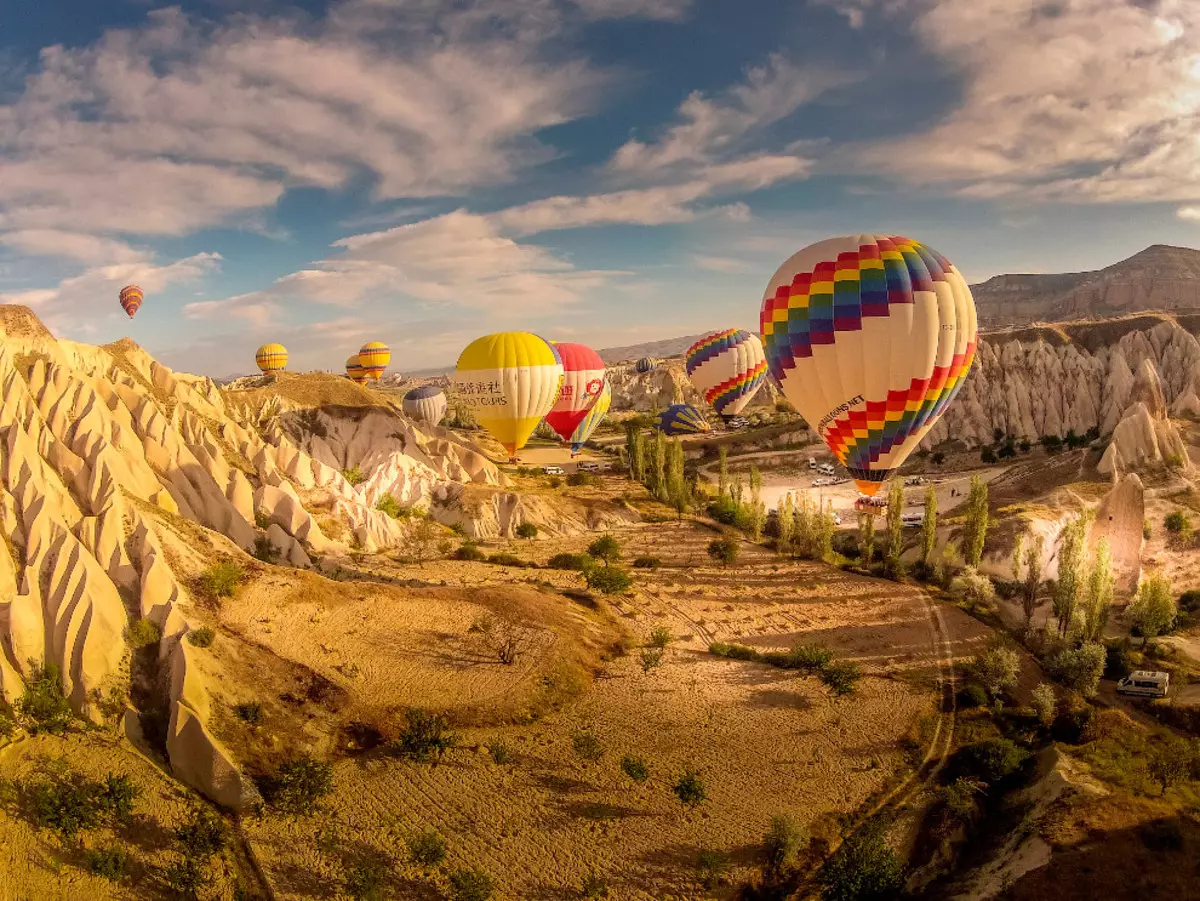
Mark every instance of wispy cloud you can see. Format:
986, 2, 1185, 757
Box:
1178, 206, 1200, 223
571, 0, 692, 21
0, 230, 150, 265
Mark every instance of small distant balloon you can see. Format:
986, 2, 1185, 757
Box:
358, 342, 391, 380
570, 382, 611, 455
255, 343, 288, 374
119, 285, 143, 319
635, 357, 656, 373
345, 354, 367, 385
656, 403, 710, 436
402, 385, 448, 426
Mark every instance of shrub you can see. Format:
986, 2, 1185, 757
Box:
1164, 510, 1192, 537
931, 451, 946, 465
515, 522, 539, 540
1129, 575, 1178, 640
620, 755, 649, 782
647, 627, 672, 649
263, 756, 333, 816
26, 770, 138, 839
487, 553, 529, 568
163, 855, 208, 897
941, 778, 981, 820
199, 561, 243, 601
640, 647, 665, 673
818, 821, 904, 901
85, 845, 127, 881
709, 642, 760, 662
187, 627, 215, 649
488, 741, 511, 765
572, 730, 605, 763
344, 857, 387, 901
375, 494, 402, 518
583, 566, 633, 595
707, 535, 740, 566
253, 535, 281, 563
99, 773, 139, 824
1031, 683, 1057, 727
632, 556, 661, 569
175, 807, 227, 858
1179, 589, 1200, 613
548, 552, 592, 571
587, 535, 622, 565
407, 829, 447, 867
0, 712, 14, 741
579, 871, 609, 899
970, 640, 1020, 700
820, 661, 862, 697
235, 701, 263, 725
957, 683, 989, 709
568, 472, 597, 487
764, 814, 809, 882
673, 769, 707, 808
448, 868, 494, 901
981, 446, 998, 464
949, 567, 996, 612
955, 738, 1028, 784
342, 466, 365, 486
454, 542, 486, 562
1105, 641, 1133, 680
1047, 642, 1106, 697
18, 663, 73, 735
697, 848, 729, 890
1052, 700, 1094, 744
777, 643, 833, 673
393, 709, 458, 763
1148, 740, 1192, 794
127, 617, 161, 649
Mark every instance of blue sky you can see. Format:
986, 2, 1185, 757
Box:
1, 0, 1199, 376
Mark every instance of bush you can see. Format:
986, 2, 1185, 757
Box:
85, 845, 127, 881
957, 683, 989, 709
709, 642, 761, 662
394, 709, 458, 763
548, 552, 592, 571
632, 556, 661, 569
764, 814, 808, 882
1164, 510, 1192, 536
697, 847, 729, 890
568, 472, 597, 487
587, 535, 622, 565
1052, 700, 1095, 744
263, 756, 333, 816
1047, 642, 1106, 697
163, 855, 208, 897
572, 730, 605, 763
18, 663, 73, 735
981, 446, 998, 464
1031, 683, 1057, 727
579, 872, 609, 899
487, 553, 529, 568
931, 451, 946, 465
375, 494, 402, 518
673, 769, 707, 808
647, 627, 672, 649
175, 807, 227, 858
26, 770, 138, 839
199, 561, 243, 601
253, 535, 281, 563
127, 617, 161, 649
407, 829, 447, 867
344, 858, 387, 901
639, 647, 664, 673
820, 661, 862, 697
970, 640, 1020, 700
949, 567, 996, 612
1179, 589, 1200, 613
584, 566, 633, 595
187, 627, 215, 649
620, 755, 649, 782
773, 643, 833, 673
707, 535, 740, 566
488, 742, 511, 765
448, 868, 494, 901
941, 778, 981, 821
342, 466, 365, 486
955, 738, 1029, 784
1105, 641, 1133, 680
235, 701, 263, 725
1129, 575, 1178, 640
0, 712, 13, 741
454, 542, 486, 562
1148, 740, 1191, 794
818, 821, 904, 901
515, 522, 538, 540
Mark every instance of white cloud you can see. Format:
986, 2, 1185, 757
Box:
858, 0, 1200, 203
1179, 206, 1200, 222
691, 254, 751, 273
571, 0, 692, 21
0, 230, 149, 264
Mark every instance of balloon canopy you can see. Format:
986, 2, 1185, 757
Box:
255, 343, 288, 374
402, 385, 448, 426
657, 403, 710, 436
544, 341, 606, 443
359, 342, 391, 380
453, 332, 564, 458
569, 382, 611, 454
685, 329, 768, 419
760, 234, 977, 496
119, 285, 143, 319
635, 357, 656, 373
345, 354, 366, 385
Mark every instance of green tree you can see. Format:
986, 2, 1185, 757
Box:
885, 479, 904, 572
666, 438, 690, 520
749, 466, 765, 540
972, 638, 1020, 700
1081, 538, 1113, 641
587, 534, 622, 566
777, 493, 795, 555
1022, 534, 1044, 627
818, 821, 904, 901
1053, 517, 1086, 636
793, 492, 813, 558
649, 431, 668, 501
1129, 573, 1177, 642
1164, 510, 1193, 543
625, 424, 644, 482
857, 512, 876, 565
962, 476, 989, 567
1011, 532, 1024, 585
815, 500, 836, 563
707, 535, 740, 566
717, 446, 729, 497
515, 522, 538, 542
921, 483, 938, 569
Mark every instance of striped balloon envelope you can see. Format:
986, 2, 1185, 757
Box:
402, 385, 448, 426
119, 285, 143, 319
345, 354, 367, 385
255, 343, 288, 374
543, 342, 606, 443
656, 403, 710, 436
453, 332, 563, 459
358, 342, 391, 380
635, 357, 656, 373
569, 382, 611, 454
760, 235, 977, 496
685, 329, 768, 420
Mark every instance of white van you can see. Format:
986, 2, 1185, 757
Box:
808, 457, 818, 469
817, 464, 835, 476
1116, 670, 1170, 699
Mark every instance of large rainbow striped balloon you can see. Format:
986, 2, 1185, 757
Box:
760, 235, 977, 496
685, 329, 768, 420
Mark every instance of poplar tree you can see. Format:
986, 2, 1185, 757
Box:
921, 483, 938, 570
885, 479, 904, 573
1053, 517, 1086, 636
858, 512, 876, 566
777, 493, 795, 554
963, 477, 989, 567
1081, 538, 1113, 641
1022, 534, 1044, 627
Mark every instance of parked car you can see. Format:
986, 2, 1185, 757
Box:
807, 457, 818, 469
542, 465, 565, 475
578, 462, 601, 472
1116, 670, 1170, 699
905, 476, 927, 486
726, 417, 750, 430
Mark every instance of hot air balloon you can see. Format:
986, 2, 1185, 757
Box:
453, 332, 564, 460
685, 329, 768, 420
255, 343, 288, 374
345, 354, 367, 385
657, 403, 710, 436
760, 234, 977, 497
636, 357, 656, 373
543, 342, 606, 444
402, 385, 448, 426
569, 382, 611, 455
119, 285, 143, 319
359, 342, 391, 380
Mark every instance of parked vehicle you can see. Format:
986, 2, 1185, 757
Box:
726, 417, 750, 430
901, 512, 924, 527
807, 457, 818, 469
542, 465, 565, 475
817, 464, 835, 476
578, 462, 601, 472
1116, 671, 1170, 699
904, 476, 927, 486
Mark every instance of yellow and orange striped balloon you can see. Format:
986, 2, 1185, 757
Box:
358, 342, 390, 380
255, 343, 288, 374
